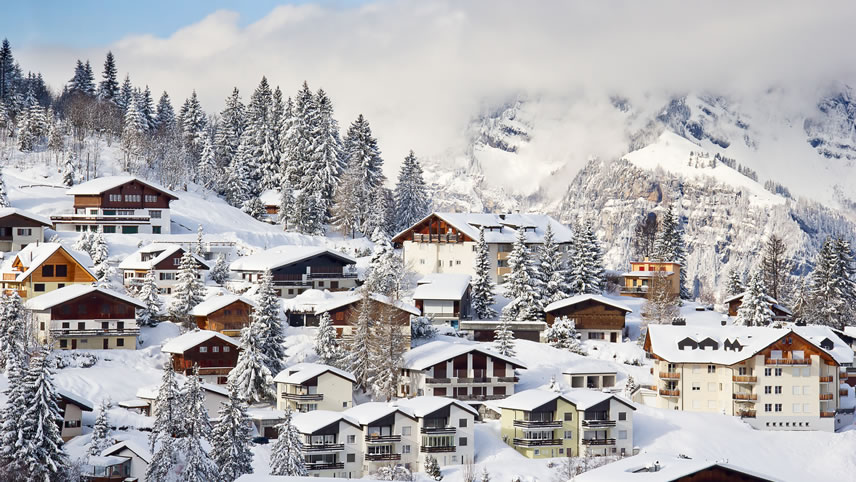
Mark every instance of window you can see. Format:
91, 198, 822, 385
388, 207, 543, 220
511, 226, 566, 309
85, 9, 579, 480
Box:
707, 365, 716, 373
401, 426, 411, 436
16, 228, 32, 236
792, 386, 801, 395
691, 382, 700, 391
199, 346, 208, 353
223, 346, 230, 352
77, 322, 84, 330
793, 404, 801, 413
39, 322, 45, 331
124, 194, 141, 202
62, 322, 70, 329
419, 259, 425, 265
103, 210, 116, 215
343, 401, 348, 408
103, 226, 116, 233
764, 404, 772, 412
775, 368, 782, 376
34, 283, 45, 292
42, 265, 54, 277
346, 453, 356, 462
803, 385, 810, 395
60, 339, 67, 348
455, 260, 461, 265
459, 437, 467, 446
618, 412, 626, 421
56, 265, 68, 277
90, 209, 98, 215
803, 403, 810, 413
149, 210, 162, 218
152, 226, 161, 234
775, 386, 782, 394
802, 367, 811, 377
109, 194, 121, 202
118, 210, 134, 215
764, 386, 772, 394
402, 445, 411, 454
459, 418, 467, 428
117, 338, 124, 347
775, 404, 782, 412
212, 346, 219, 353
64, 420, 81, 428
122, 226, 139, 234
564, 431, 573, 439
533, 450, 540, 456
618, 430, 628, 440
347, 435, 356, 444
160, 273, 176, 281
692, 400, 701, 409
764, 368, 772, 376
564, 412, 573, 421
145, 195, 158, 203
792, 367, 802, 377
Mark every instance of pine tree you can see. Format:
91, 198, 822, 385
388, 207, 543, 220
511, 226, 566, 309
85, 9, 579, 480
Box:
809, 236, 856, 329
228, 319, 275, 403
363, 185, 393, 237
154, 91, 176, 132
210, 254, 230, 285
269, 407, 307, 477
331, 160, 361, 237
117, 74, 133, 112
169, 250, 205, 329
493, 318, 516, 357
180, 365, 218, 482
725, 267, 744, 297
539, 224, 568, 304
212, 380, 254, 481
121, 93, 146, 165
238, 77, 275, 196
181, 91, 207, 161
82, 60, 96, 95
424, 456, 443, 481
0, 292, 27, 371
0, 341, 27, 470
394, 150, 430, 232
365, 228, 403, 297
308, 88, 344, 222
97, 51, 119, 102
345, 292, 374, 391
501, 228, 542, 321
332, 114, 385, 236
735, 271, 773, 327
136, 269, 163, 327
195, 225, 204, 256
567, 221, 605, 295
241, 196, 267, 221
315, 312, 342, 366
61, 152, 76, 187
149, 357, 184, 451
0, 170, 13, 207
654, 206, 689, 299
197, 136, 218, 190
91, 226, 110, 281
146, 435, 178, 482
471, 227, 497, 319
73, 230, 94, 258
544, 316, 583, 354
216, 87, 245, 170
138, 86, 156, 131
278, 179, 295, 229
88, 399, 115, 456
253, 270, 287, 375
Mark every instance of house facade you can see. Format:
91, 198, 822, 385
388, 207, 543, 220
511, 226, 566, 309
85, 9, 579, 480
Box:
392, 213, 573, 285
563, 368, 618, 390
412, 273, 471, 329
620, 260, 681, 298
544, 294, 632, 343
344, 404, 420, 475
644, 325, 854, 431
0, 208, 52, 251
399, 340, 526, 401
28, 285, 143, 350
1, 242, 95, 300
161, 330, 240, 384
99, 441, 152, 482
274, 363, 356, 413
395, 397, 477, 469
119, 243, 209, 294
567, 390, 636, 457
230, 246, 358, 298
58, 389, 93, 441
191, 294, 255, 337
292, 411, 364, 478
725, 292, 793, 320
51, 176, 177, 234
459, 320, 547, 343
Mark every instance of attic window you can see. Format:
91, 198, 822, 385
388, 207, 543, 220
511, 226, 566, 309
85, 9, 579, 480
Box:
820, 338, 834, 350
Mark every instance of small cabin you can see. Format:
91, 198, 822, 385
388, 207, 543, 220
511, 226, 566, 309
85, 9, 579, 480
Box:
161, 330, 240, 384
191, 294, 256, 337
724, 292, 793, 321
544, 294, 632, 343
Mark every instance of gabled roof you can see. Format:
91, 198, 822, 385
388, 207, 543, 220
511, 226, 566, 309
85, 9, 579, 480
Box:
574, 452, 780, 482
66, 175, 177, 199
161, 329, 239, 354
563, 388, 635, 411
413, 274, 471, 301
190, 294, 256, 317
273, 363, 356, 385
57, 389, 94, 411
101, 441, 152, 464
496, 389, 574, 411
392, 212, 573, 244
0, 207, 52, 227
230, 245, 356, 272
344, 402, 418, 425
260, 189, 280, 206
394, 396, 479, 417
544, 294, 632, 314
119, 243, 210, 271
26, 285, 145, 311
292, 410, 360, 434
6, 243, 94, 282
403, 340, 526, 371
136, 380, 230, 400
284, 289, 421, 316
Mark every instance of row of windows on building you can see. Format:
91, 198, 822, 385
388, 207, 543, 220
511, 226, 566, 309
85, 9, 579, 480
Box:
75, 225, 157, 234
76, 208, 162, 218
107, 194, 159, 203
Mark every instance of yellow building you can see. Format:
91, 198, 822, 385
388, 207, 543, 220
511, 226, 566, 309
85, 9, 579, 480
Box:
497, 390, 579, 458
620, 260, 681, 298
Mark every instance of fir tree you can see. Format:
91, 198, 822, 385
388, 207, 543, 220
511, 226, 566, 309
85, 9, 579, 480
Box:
179, 365, 218, 482
544, 316, 584, 354
117, 74, 133, 112
0, 341, 27, 470
121, 92, 146, 165
278, 179, 295, 229
169, 250, 205, 329
725, 267, 744, 297
146, 435, 178, 482
241, 196, 267, 221
539, 224, 568, 304
363, 185, 393, 237
210, 254, 230, 285
239, 77, 275, 196
269, 407, 307, 477
91, 226, 110, 281
735, 270, 773, 327
224, 153, 250, 207
345, 292, 374, 391
332, 114, 384, 236
493, 318, 516, 357
471, 227, 497, 319
149, 357, 184, 451
215, 87, 245, 170
136, 269, 163, 327
309, 88, 344, 222
88, 399, 115, 456
315, 312, 342, 367
198, 136, 218, 190
228, 319, 275, 404
138, 86, 156, 131
98, 51, 119, 102
424, 456, 443, 481
196, 224, 204, 256
154, 91, 176, 132
253, 270, 287, 375
501, 228, 543, 321
365, 228, 403, 297
61, 152, 76, 187
0, 292, 27, 371
394, 150, 430, 232
567, 221, 604, 295
654, 206, 689, 299
809, 236, 856, 329
212, 380, 254, 482
181, 90, 207, 160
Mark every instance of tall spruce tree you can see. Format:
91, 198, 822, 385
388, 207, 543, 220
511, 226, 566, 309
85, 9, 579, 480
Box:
212, 380, 254, 481
315, 312, 342, 367
735, 270, 773, 327
210, 254, 231, 285
181, 90, 207, 161
117, 74, 133, 112
393, 150, 430, 232
345, 291, 374, 392
215, 87, 245, 170
501, 228, 543, 321
149, 357, 184, 451
180, 365, 219, 482
725, 267, 744, 297
136, 269, 163, 327
539, 224, 568, 304
332, 114, 384, 236
654, 205, 690, 299
169, 250, 205, 329
154, 91, 176, 132
253, 270, 287, 375
269, 407, 307, 477
88, 399, 115, 456
97, 51, 119, 102
493, 318, 516, 357
471, 227, 497, 319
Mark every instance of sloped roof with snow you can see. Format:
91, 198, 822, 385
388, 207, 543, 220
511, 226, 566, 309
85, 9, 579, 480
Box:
562, 388, 635, 411
26, 285, 145, 311
101, 441, 152, 464
5, 243, 94, 282
574, 452, 780, 482
394, 396, 478, 417
413, 273, 471, 301
0, 207, 52, 227
230, 245, 356, 272
273, 363, 356, 385
284, 289, 421, 316
393, 212, 573, 244
67, 175, 177, 199
344, 402, 417, 425
260, 189, 280, 206
646, 324, 853, 365
57, 389, 94, 411
161, 329, 238, 354
119, 243, 210, 270
496, 389, 572, 411
403, 340, 527, 371
293, 410, 360, 434
544, 294, 633, 314
189, 294, 256, 317
562, 359, 619, 376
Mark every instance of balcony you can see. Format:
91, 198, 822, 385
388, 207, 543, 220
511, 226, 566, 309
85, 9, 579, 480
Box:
658, 389, 680, 398
303, 443, 344, 452
582, 419, 616, 428
620, 287, 649, 295
581, 438, 616, 446
737, 410, 756, 418
820, 376, 834, 383
732, 393, 757, 401
50, 213, 150, 223
765, 358, 810, 366
497, 376, 519, 383
513, 419, 563, 429
732, 375, 757, 383
660, 372, 680, 380
841, 388, 850, 396
512, 438, 563, 447
365, 434, 401, 443
421, 426, 456, 434
282, 392, 323, 401
365, 453, 401, 462
456, 394, 506, 402
821, 411, 835, 418
819, 393, 834, 401
50, 327, 140, 338
196, 367, 232, 376
306, 462, 345, 471
420, 446, 456, 453
426, 377, 451, 384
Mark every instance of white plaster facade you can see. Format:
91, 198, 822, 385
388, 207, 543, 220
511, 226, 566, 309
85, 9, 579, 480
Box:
274, 365, 355, 413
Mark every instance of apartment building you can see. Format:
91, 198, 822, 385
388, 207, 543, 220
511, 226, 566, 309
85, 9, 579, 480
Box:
399, 340, 527, 401
412, 273, 471, 329
0, 208, 52, 251
1, 242, 95, 300
566, 389, 635, 457
274, 363, 356, 413
344, 403, 420, 474
292, 411, 364, 478
643, 324, 854, 431
395, 397, 476, 468
119, 243, 209, 294
392, 212, 572, 284
620, 260, 681, 298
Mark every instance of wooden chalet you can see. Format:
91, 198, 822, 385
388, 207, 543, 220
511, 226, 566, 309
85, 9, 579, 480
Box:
1, 242, 95, 299
161, 330, 240, 384
544, 294, 632, 343
724, 292, 793, 320
230, 246, 358, 298
285, 290, 420, 339
191, 294, 256, 337
0, 208, 52, 251
119, 243, 209, 294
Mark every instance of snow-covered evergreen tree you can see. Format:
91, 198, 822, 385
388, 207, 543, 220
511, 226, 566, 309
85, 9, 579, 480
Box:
394, 150, 430, 232
654, 205, 689, 299
228, 319, 275, 404
154, 91, 176, 132
138, 86, 156, 131
493, 318, 516, 357
735, 271, 773, 327
195, 224, 204, 257
809, 236, 856, 329
181, 90, 207, 160
369, 300, 408, 401
121, 93, 146, 165
345, 292, 374, 391
97, 51, 119, 102
539, 224, 568, 304
544, 316, 583, 354
424, 456, 443, 481
365, 228, 403, 297
169, 250, 205, 329
215, 87, 245, 171
180, 365, 218, 482
91, 226, 110, 281
224, 152, 251, 207
471, 227, 497, 319
315, 312, 342, 367
363, 185, 394, 238
0, 341, 28, 471
0, 292, 27, 371
146, 435, 178, 482
0, 170, 9, 207
198, 136, 218, 190
304, 88, 343, 225
269, 407, 307, 477
73, 230, 94, 260
567, 221, 605, 295
149, 357, 184, 451
253, 270, 287, 375
136, 269, 162, 327
212, 380, 254, 482
331, 114, 384, 236
88, 399, 115, 456
62, 152, 77, 187
241, 196, 267, 221
725, 267, 744, 297
501, 229, 543, 321
210, 254, 230, 285
277, 180, 295, 229
238, 77, 275, 196
117, 74, 133, 113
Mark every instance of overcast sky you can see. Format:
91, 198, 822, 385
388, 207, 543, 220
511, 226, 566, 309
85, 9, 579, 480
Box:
6, 1, 856, 189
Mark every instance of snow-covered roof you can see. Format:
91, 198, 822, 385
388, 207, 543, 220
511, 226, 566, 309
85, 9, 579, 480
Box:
344, 402, 417, 425
26, 285, 145, 311
136, 380, 229, 400
57, 389, 94, 411
393, 212, 573, 244
0, 207, 52, 227
273, 363, 356, 385
284, 289, 421, 316
85, 455, 129, 467
402, 339, 527, 370
101, 440, 152, 464
574, 452, 781, 482
496, 389, 573, 411
293, 410, 360, 434
412, 273, 471, 301
646, 324, 853, 365
5, 242, 94, 282
562, 388, 635, 411
260, 189, 280, 206
544, 294, 633, 314
394, 396, 479, 417
230, 245, 356, 272
562, 359, 619, 376
66, 175, 177, 199
119, 243, 210, 271
161, 329, 238, 354
189, 293, 256, 317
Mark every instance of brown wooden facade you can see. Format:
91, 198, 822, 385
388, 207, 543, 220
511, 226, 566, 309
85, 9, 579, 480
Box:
544, 298, 629, 330
194, 300, 253, 336
753, 332, 838, 367
50, 291, 137, 320
287, 298, 413, 333
170, 336, 240, 380
72, 179, 177, 209
3, 247, 95, 298
391, 213, 475, 244
670, 464, 774, 482
0, 212, 51, 239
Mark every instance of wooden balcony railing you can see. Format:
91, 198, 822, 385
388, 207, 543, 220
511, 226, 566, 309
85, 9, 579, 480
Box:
50, 327, 140, 337
658, 389, 680, 397
582, 419, 616, 428
732, 376, 757, 383
737, 410, 756, 418
659, 372, 680, 380
282, 392, 323, 401
819, 376, 834, 383
421, 426, 455, 434
513, 419, 562, 428
365, 453, 401, 461
581, 438, 616, 446
512, 438, 562, 447
420, 446, 456, 453
765, 358, 810, 366
732, 393, 757, 401
306, 462, 345, 470
820, 411, 835, 418
819, 393, 834, 401
303, 443, 344, 452
497, 376, 519, 383
841, 388, 850, 396
413, 233, 460, 243
365, 434, 401, 443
